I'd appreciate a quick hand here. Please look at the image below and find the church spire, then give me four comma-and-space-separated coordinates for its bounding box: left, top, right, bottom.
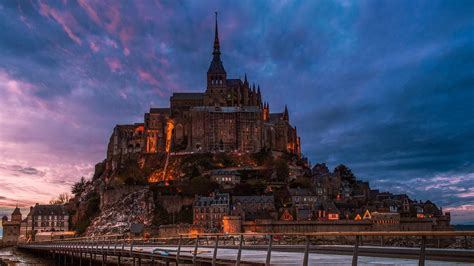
283, 105, 289, 122
207, 12, 226, 76
213, 12, 220, 56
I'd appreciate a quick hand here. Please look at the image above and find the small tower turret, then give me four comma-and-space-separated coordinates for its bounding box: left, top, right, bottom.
11, 206, 22, 222
257, 85, 262, 107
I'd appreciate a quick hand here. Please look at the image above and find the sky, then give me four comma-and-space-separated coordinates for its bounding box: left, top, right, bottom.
0, 0, 473, 225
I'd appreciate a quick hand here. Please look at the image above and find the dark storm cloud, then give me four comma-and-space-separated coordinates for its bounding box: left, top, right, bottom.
0, 0, 473, 222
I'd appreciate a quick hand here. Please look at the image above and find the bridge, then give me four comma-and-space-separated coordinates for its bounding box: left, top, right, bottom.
17, 231, 474, 265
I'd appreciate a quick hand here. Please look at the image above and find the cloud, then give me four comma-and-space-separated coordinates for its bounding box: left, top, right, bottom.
0, 164, 46, 176
104, 57, 122, 73
0, 1, 472, 223
38, 2, 82, 45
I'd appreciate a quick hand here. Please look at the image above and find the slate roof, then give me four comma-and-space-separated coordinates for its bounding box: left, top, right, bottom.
12, 207, 21, 215
233, 195, 274, 205
194, 193, 230, 207
171, 93, 205, 100
296, 208, 313, 220
208, 57, 226, 74
149, 108, 170, 114
288, 187, 314, 197
31, 204, 68, 216
210, 169, 240, 176
191, 106, 260, 113
269, 113, 284, 122
321, 201, 340, 214
226, 79, 242, 87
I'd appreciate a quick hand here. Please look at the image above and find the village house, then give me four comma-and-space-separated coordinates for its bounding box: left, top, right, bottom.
209, 169, 241, 189
288, 187, 318, 208
231, 195, 276, 220
193, 193, 230, 229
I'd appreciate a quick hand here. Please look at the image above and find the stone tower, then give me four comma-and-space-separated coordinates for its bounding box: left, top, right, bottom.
11, 207, 22, 222
205, 12, 227, 106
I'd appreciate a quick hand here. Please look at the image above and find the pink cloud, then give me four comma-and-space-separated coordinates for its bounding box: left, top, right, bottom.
89, 41, 100, 52
78, 0, 101, 25
123, 47, 130, 56
138, 69, 160, 86
104, 57, 123, 73
458, 188, 474, 198
444, 204, 474, 224
104, 37, 119, 49
0, 70, 101, 208
38, 2, 82, 45
105, 4, 121, 33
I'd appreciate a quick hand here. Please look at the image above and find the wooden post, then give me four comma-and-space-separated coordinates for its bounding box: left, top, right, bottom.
265, 235, 273, 266
235, 234, 243, 266
192, 236, 199, 264
419, 235, 426, 266
212, 235, 219, 266
303, 235, 310, 266
352, 235, 360, 266
176, 235, 182, 264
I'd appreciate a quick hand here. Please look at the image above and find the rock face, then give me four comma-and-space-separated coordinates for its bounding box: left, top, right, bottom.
85, 187, 154, 236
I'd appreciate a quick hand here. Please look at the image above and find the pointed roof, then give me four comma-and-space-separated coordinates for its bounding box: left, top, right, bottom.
213, 12, 220, 56
208, 12, 226, 74
12, 207, 21, 215
283, 105, 289, 121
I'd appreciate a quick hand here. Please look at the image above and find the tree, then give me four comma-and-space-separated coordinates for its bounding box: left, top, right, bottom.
50, 193, 71, 205
71, 177, 86, 195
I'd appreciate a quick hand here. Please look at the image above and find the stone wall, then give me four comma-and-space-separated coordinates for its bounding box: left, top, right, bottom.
223, 216, 242, 233
399, 218, 433, 231
241, 220, 373, 233
159, 224, 205, 238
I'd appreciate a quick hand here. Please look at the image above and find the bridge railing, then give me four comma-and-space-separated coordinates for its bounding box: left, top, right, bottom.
19, 231, 474, 266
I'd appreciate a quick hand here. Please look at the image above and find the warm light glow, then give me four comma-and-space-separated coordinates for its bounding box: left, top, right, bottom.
165, 119, 175, 153
148, 170, 163, 183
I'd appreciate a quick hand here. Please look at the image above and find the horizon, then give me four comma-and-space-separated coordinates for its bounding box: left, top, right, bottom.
0, 0, 473, 226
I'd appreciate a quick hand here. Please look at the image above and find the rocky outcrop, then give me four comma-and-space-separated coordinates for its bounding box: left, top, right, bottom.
85, 187, 154, 236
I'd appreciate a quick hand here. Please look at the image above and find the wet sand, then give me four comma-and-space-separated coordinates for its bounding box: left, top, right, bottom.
0, 247, 53, 266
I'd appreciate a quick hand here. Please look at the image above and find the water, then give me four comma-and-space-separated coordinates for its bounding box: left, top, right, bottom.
0, 247, 52, 266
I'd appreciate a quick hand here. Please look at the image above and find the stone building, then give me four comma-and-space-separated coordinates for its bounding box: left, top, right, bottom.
231, 195, 276, 220
288, 187, 318, 207
193, 193, 230, 230
20, 204, 69, 240
1, 207, 22, 246
106, 15, 301, 170
209, 169, 241, 189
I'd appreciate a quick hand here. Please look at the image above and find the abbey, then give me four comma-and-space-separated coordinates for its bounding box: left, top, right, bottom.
107, 16, 301, 161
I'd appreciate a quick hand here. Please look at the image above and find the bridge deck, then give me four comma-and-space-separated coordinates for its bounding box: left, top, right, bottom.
21, 243, 473, 265
138, 245, 471, 265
